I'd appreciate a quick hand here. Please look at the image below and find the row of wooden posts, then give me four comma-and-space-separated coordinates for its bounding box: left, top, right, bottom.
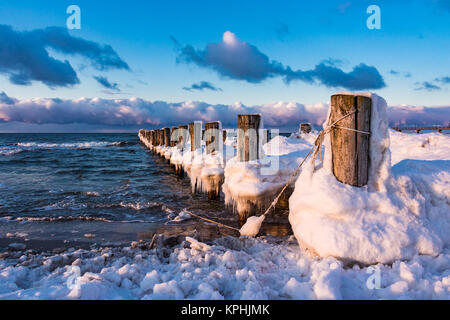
139, 94, 375, 220
139, 114, 271, 199
139, 114, 271, 161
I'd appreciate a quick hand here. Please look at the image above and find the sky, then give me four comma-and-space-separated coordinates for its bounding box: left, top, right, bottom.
0, 0, 449, 131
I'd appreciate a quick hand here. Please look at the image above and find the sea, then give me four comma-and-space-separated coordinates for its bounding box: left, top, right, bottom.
0, 133, 244, 250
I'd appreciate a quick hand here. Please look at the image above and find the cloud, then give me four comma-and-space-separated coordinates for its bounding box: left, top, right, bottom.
435, 76, 450, 84
174, 31, 385, 90
388, 105, 450, 127
0, 92, 448, 131
93, 76, 120, 92
183, 81, 222, 92
415, 81, 441, 91
0, 92, 15, 105
0, 24, 129, 87
389, 70, 412, 78
275, 23, 290, 41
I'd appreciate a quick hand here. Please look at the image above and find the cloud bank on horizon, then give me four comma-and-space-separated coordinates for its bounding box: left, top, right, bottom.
0, 91, 448, 131
174, 31, 386, 90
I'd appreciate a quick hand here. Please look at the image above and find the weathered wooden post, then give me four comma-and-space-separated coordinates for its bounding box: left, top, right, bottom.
159, 129, 164, 146
238, 114, 261, 162
262, 129, 269, 145
189, 121, 202, 152
329, 94, 371, 187
178, 125, 188, 150
204, 121, 223, 200
163, 128, 170, 147
300, 123, 312, 134
153, 130, 158, 148
205, 121, 221, 154
171, 127, 177, 147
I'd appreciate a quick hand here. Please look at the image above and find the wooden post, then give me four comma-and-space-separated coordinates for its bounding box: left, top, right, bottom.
262, 129, 269, 145
189, 121, 202, 152
238, 114, 261, 162
153, 130, 157, 146
171, 127, 177, 147
159, 129, 164, 146
300, 123, 312, 134
329, 94, 371, 187
178, 125, 188, 150
205, 121, 221, 154
222, 130, 227, 143
164, 128, 170, 147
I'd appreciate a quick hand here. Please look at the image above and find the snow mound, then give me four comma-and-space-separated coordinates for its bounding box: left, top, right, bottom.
289, 93, 450, 264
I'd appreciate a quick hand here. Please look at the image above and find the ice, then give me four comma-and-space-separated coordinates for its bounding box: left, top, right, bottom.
223, 135, 315, 215
0, 237, 448, 299
239, 215, 266, 237
289, 93, 450, 264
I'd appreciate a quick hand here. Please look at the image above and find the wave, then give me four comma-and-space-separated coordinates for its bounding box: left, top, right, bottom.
0, 148, 23, 156
16, 141, 125, 149
0, 141, 132, 156
0, 215, 161, 224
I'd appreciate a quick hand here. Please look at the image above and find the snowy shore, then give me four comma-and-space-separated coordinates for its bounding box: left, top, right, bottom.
1, 128, 448, 299
0, 235, 448, 299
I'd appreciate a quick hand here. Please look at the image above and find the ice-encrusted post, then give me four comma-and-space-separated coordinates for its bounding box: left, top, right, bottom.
171, 127, 177, 147
300, 123, 312, 134
238, 114, 261, 162
178, 125, 188, 151
205, 121, 221, 154
189, 121, 202, 152
159, 129, 164, 146
262, 129, 269, 145
204, 121, 223, 200
164, 128, 171, 148
329, 94, 371, 187
152, 130, 157, 148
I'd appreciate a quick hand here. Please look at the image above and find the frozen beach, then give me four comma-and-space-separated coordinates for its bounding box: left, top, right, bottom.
1, 127, 449, 300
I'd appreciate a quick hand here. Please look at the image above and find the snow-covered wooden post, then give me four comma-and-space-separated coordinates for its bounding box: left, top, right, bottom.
178, 125, 188, 150
189, 121, 202, 152
300, 123, 312, 134
159, 129, 164, 146
262, 129, 269, 145
238, 114, 261, 162
329, 94, 371, 187
205, 121, 220, 154
164, 127, 170, 148
152, 130, 156, 148
171, 127, 177, 147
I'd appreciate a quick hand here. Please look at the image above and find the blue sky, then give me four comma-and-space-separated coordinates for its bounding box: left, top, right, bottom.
0, 0, 449, 131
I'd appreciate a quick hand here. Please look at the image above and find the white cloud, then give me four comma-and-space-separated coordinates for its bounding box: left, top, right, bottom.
0, 92, 448, 131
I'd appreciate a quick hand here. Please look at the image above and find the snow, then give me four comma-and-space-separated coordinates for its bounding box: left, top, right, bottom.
223, 135, 314, 215
0, 237, 448, 299
239, 215, 266, 237
56, 120, 450, 300
289, 93, 450, 265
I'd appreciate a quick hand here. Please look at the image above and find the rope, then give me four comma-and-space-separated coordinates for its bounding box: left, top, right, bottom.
183, 211, 241, 232
259, 108, 370, 219
176, 108, 370, 233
